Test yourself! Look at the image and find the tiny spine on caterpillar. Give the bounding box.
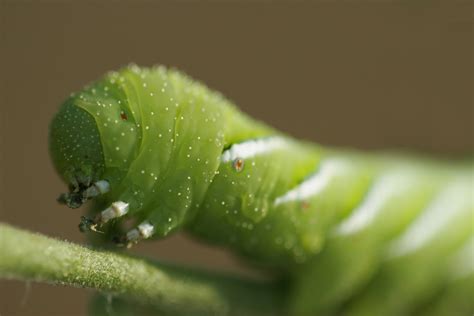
[49,65,473,315]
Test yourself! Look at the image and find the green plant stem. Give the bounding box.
[0,223,284,315]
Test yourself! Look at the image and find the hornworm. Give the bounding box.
[49,65,473,315]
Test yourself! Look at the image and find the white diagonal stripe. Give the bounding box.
[221,137,286,163]
[334,171,414,236]
[274,159,349,206]
[387,178,472,258]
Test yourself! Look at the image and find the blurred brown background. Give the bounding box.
[1,1,472,315]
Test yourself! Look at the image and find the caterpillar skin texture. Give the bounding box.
[49,65,473,315]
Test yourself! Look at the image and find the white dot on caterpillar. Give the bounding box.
[158,134,162,138]
[141,170,145,174]
[115,147,120,151]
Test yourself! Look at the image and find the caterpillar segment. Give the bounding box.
[49,65,474,315]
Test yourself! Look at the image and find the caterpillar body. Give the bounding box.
[49,65,473,315]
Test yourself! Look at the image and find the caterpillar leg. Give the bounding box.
[78,200,129,233]
[114,221,155,248]
[82,180,111,199]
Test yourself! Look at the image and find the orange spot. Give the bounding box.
[120,112,128,120]
[233,158,244,172]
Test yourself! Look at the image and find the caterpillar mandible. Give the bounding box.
[49,65,473,315]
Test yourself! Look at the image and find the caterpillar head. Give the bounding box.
[49,70,142,241]
[49,66,141,212]
[49,97,107,208]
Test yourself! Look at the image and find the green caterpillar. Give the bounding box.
[49,65,473,315]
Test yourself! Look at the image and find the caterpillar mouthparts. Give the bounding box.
[57,180,110,209]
